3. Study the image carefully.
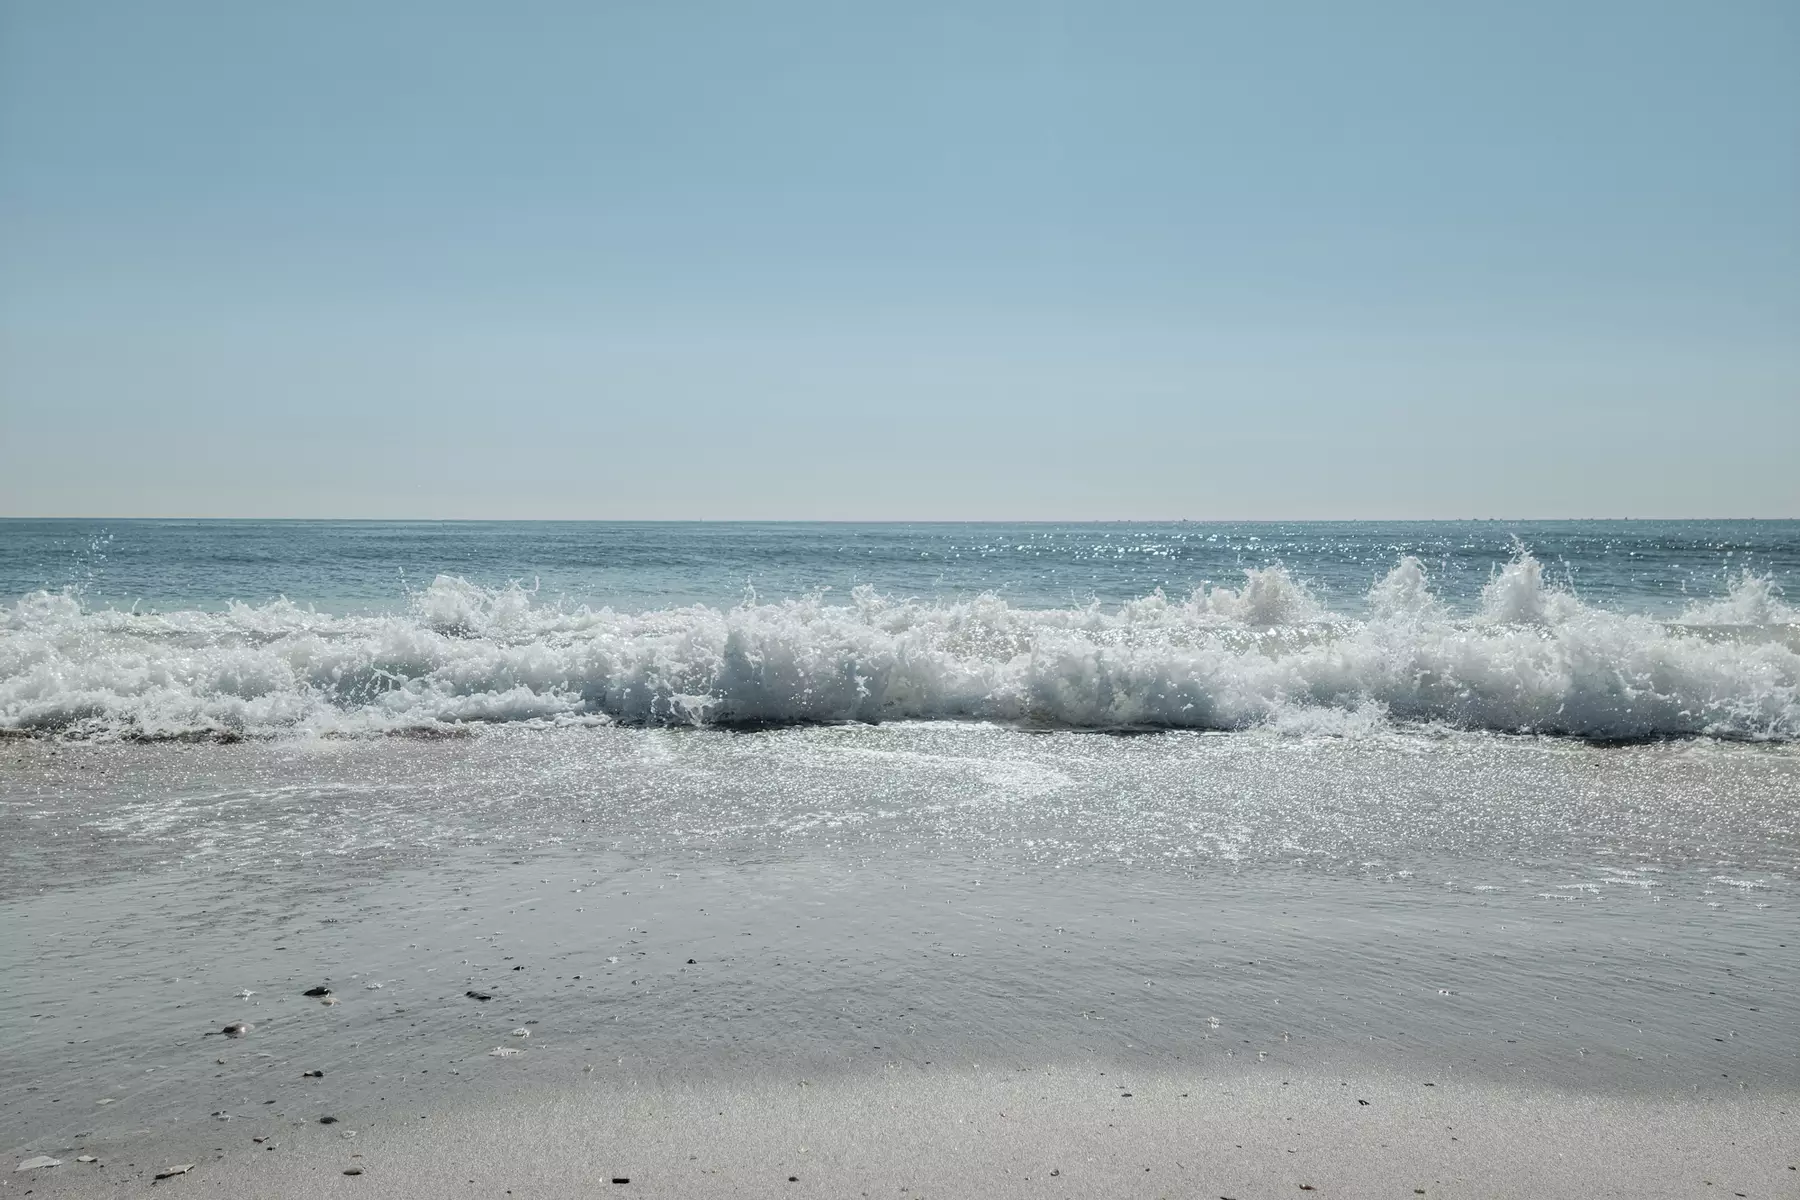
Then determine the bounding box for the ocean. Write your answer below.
[3,520,1797,1193]
[2,519,1798,740]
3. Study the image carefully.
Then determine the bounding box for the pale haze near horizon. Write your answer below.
[1,1,1796,521]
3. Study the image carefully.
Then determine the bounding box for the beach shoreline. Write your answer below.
[6,724,1796,1197]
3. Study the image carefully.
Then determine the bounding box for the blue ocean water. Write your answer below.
[1,520,1796,739]
[3,519,1796,615]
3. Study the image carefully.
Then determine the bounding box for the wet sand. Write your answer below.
[5,729,1798,1196]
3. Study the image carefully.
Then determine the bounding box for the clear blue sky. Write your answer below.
[2,1,1795,519]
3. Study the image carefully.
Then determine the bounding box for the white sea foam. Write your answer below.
[1676,573,1798,626]
[2,553,1795,741]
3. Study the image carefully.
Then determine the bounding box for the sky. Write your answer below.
[1,1,1796,520]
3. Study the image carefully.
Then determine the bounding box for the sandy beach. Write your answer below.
[7,727,1798,1198]
[10,1067,1797,1198]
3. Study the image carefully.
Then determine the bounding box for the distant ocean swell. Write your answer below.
[2,552,1796,742]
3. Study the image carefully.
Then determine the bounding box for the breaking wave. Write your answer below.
[1,553,1796,741]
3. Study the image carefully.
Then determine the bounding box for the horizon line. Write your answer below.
[2,515,1795,524]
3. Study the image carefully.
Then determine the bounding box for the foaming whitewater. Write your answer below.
[1,553,1796,741]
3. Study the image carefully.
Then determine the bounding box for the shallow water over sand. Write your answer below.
[4,726,1796,1164]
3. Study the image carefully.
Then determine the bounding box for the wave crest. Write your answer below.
[1678,573,1798,626]
[2,556,1796,741]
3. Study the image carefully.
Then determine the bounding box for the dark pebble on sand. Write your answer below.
[319,1116,338,1125]
[466,990,493,1001]
[344,1168,362,1176]
[687,959,697,964]
[610,1177,629,1184]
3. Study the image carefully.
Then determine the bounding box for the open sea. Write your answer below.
[3,520,1797,1189]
